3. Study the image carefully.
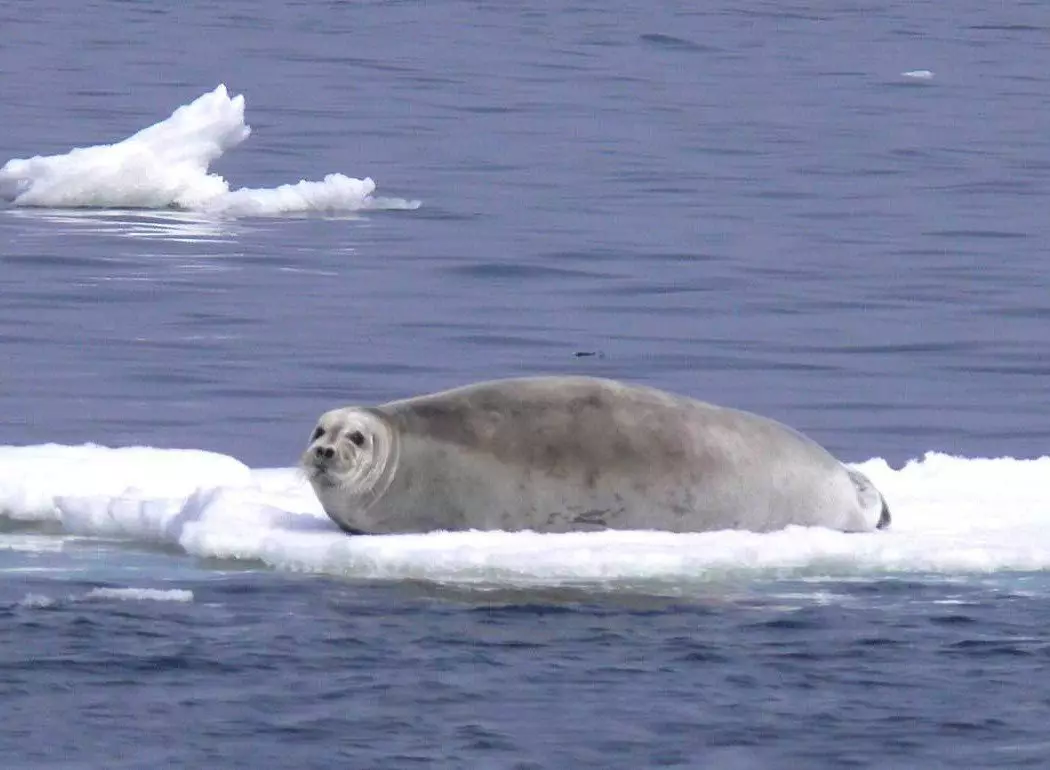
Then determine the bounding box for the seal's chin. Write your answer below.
[309,469,333,487]
[302,459,340,488]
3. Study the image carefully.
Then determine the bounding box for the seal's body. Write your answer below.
[301,377,890,535]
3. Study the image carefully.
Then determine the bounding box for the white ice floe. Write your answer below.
[0,85,420,215]
[2,443,1050,588]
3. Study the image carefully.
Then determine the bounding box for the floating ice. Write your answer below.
[2,443,1050,589]
[84,587,194,602]
[18,594,56,609]
[901,70,934,80]
[0,85,420,215]
[14,587,193,609]
[0,443,253,524]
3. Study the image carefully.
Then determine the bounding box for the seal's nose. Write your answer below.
[314,446,335,460]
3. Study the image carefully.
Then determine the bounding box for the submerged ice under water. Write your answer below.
[0,85,420,215]
[2,444,1049,591]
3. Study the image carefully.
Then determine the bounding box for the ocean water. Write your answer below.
[3,1,1050,767]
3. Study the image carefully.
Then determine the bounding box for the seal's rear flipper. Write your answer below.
[845,466,890,531]
[877,498,891,530]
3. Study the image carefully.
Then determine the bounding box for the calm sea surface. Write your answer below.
[2,1,1050,767]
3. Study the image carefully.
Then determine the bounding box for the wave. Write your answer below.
[3,444,1049,589]
[0,85,420,216]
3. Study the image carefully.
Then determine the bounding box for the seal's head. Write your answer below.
[301,407,399,534]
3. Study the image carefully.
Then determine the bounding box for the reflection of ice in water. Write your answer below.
[4,207,244,242]
[3,444,1050,593]
[0,84,420,216]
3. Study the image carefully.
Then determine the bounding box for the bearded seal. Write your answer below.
[301,376,891,536]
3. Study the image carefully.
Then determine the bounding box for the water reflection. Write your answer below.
[3,206,245,243]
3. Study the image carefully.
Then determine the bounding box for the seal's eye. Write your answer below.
[311,427,324,442]
[348,430,365,447]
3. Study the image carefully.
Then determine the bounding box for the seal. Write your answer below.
[301,376,891,536]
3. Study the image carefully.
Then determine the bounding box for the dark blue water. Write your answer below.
[5,572,1050,769]
[3,1,1050,767]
